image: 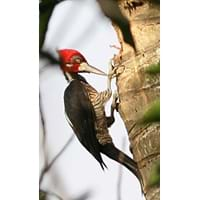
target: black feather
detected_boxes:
[64,80,107,169]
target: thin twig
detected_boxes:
[39,49,60,76]
[72,191,92,200]
[116,137,126,200]
[40,50,59,65]
[109,44,121,50]
[39,134,75,185]
[39,92,49,170]
[39,93,47,138]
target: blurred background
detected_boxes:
[39,0,143,199]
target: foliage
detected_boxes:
[151,0,160,6]
[148,162,160,187]
[39,191,46,200]
[145,62,160,75]
[141,99,160,123]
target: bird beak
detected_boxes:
[79,62,107,76]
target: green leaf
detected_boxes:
[148,162,160,187]
[145,62,160,75]
[151,0,160,6]
[39,191,46,200]
[141,99,160,123]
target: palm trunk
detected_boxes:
[112,1,160,200]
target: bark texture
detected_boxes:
[112,1,160,200]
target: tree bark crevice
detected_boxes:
[112,1,160,199]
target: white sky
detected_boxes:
[40,0,144,199]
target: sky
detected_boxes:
[2,1,200,200]
[40,0,144,199]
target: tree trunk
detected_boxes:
[112,1,160,200]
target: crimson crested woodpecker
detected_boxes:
[58,49,142,186]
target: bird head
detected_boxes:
[57,49,106,76]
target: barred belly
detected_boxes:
[81,82,113,145]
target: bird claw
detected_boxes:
[108,68,117,80]
[108,59,114,73]
[111,91,119,112]
[107,59,115,90]
[108,59,117,80]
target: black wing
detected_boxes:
[64,80,106,169]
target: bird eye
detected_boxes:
[75,58,81,63]
[65,63,73,68]
[71,55,82,64]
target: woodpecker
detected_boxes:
[58,49,142,185]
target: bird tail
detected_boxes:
[99,160,107,170]
[100,143,143,189]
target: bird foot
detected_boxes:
[108,59,117,80]
[111,91,119,112]
[108,58,125,80]
[107,59,118,90]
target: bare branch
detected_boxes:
[72,191,92,200]
[39,49,60,77]
[40,50,59,65]
[39,134,75,185]
[116,137,126,200]
[39,93,47,138]
[39,92,49,170]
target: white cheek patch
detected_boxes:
[66,63,73,68]
[64,72,73,82]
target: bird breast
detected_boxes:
[81,82,113,145]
